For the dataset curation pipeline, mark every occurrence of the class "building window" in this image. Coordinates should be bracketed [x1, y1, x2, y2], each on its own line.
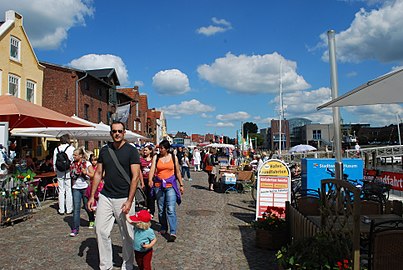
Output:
[313, 130, 322, 140]
[98, 108, 102, 123]
[133, 121, 136, 131]
[84, 81, 89, 91]
[138, 121, 141, 132]
[10, 36, 21, 61]
[97, 88, 102, 97]
[26, 80, 35, 102]
[135, 103, 139, 117]
[8, 74, 20, 97]
[84, 104, 89, 120]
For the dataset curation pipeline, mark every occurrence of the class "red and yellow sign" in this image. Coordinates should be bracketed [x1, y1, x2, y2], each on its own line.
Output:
[256, 159, 291, 219]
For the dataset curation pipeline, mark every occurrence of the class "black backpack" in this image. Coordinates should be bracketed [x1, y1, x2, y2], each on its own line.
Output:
[55, 146, 71, 172]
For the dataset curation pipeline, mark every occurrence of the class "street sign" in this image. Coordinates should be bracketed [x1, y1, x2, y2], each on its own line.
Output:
[255, 159, 291, 219]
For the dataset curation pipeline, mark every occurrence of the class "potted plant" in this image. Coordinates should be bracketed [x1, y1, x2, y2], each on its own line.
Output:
[276, 231, 352, 269]
[251, 206, 288, 250]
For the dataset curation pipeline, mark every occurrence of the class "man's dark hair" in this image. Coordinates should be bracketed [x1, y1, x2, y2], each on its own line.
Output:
[110, 121, 126, 131]
[59, 134, 71, 144]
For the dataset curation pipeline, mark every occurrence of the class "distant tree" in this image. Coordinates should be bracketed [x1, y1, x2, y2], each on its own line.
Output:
[243, 122, 258, 138]
[249, 133, 263, 148]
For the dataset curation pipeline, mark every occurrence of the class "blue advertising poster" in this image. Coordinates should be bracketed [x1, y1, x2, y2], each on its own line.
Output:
[301, 158, 364, 190]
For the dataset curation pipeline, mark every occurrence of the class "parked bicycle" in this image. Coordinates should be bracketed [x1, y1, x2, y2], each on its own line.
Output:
[326, 168, 391, 205]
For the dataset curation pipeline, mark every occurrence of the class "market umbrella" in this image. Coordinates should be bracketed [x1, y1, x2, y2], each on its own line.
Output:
[171, 143, 185, 148]
[289, 144, 317, 153]
[12, 118, 147, 141]
[0, 95, 91, 128]
[206, 143, 235, 149]
[317, 68, 403, 109]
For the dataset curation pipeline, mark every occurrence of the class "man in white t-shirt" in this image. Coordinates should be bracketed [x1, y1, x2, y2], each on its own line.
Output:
[53, 134, 75, 215]
[355, 142, 361, 157]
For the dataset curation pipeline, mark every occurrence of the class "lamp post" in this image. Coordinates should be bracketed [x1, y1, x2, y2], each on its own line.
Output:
[328, 30, 343, 181]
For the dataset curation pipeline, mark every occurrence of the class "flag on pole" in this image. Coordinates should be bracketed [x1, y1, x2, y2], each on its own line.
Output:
[117, 103, 131, 123]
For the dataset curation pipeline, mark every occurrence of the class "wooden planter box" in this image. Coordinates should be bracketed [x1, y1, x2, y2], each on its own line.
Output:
[255, 228, 288, 250]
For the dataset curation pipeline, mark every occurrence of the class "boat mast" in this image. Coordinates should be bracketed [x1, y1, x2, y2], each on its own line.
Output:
[279, 61, 283, 156]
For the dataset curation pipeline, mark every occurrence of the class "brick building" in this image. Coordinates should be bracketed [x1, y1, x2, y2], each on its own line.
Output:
[191, 134, 205, 143]
[41, 62, 119, 124]
[117, 87, 141, 133]
[41, 62, 121, 152]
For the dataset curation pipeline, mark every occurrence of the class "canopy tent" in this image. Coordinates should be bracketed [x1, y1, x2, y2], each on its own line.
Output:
[206, 143, 235, 149]
[0, 95, 91, 128]
[96, 121, 147, 141]
[317, 68, 403, 109]
[12, 116, 146, 141]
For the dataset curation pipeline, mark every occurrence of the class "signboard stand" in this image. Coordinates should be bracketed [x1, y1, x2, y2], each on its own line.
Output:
[255, 159, 291, 219]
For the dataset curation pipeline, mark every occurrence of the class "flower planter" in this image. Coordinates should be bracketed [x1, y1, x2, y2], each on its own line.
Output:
[255, 228, 288, 250]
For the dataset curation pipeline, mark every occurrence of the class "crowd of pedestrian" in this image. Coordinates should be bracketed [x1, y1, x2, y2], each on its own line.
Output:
[50, 128, 283, 269]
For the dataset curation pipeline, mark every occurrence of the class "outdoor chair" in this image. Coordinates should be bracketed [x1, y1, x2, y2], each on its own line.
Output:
[42, 177, 58, 201]
[368, 219, 403, 270]
[293, 189, 321, 216]
[361, 200, 382, 215]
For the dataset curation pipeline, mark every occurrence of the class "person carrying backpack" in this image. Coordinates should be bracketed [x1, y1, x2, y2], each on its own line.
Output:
[53, 133, 75, 215]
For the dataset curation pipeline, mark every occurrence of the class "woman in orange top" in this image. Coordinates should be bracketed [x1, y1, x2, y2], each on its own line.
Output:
[149, 139, 184, 242]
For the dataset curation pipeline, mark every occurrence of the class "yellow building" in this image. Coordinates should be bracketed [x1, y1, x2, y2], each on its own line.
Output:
[0, 10, 47, 159]
[0, 10, 44, 103]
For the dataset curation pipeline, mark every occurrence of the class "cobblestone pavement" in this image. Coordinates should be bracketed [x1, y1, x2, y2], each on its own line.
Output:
[0, 171, 278, 269]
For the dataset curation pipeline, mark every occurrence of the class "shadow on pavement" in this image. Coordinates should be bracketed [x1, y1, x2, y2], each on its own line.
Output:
[190, 184, 209, 190]
[231, 212, 255, 223]
[238, 225, 278, 269]
[79, 238, 124, 270]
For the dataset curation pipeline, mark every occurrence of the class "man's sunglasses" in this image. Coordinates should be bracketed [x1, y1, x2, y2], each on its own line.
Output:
[111, 129, 124, 134]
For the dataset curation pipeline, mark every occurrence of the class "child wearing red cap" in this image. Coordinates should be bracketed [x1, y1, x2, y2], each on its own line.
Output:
[126, 210, 156, 270]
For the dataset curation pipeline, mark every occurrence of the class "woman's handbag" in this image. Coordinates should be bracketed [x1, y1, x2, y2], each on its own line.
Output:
[107, 147, 147, 208]
[204, 165, 214, 172]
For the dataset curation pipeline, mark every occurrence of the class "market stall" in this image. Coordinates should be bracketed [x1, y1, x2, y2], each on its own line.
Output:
[0, 96, 91, 225]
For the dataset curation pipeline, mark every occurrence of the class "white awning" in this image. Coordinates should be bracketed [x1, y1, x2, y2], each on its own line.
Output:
[317, 68, 403, 109]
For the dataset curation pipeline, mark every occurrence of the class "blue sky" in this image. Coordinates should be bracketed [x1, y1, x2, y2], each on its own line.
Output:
[2, 0, 403, 137]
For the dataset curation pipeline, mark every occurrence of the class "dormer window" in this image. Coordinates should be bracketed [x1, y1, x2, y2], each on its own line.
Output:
[10, 36, 20, 61]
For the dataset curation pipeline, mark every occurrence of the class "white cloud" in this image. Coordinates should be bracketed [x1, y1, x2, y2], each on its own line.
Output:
[0, 0, 94, 49]
[197, 52, 310, 94]
[69, 54, 130, 86]
[152, 69, 191, 95]
[159, 99, 215, 118]
[134, 81, 144, 87]
[206, 122, 235, 127]
[270, 87, 334, 123]
[346, 71, 358, 78]
[277, 87, 403, 126]
[196, 17, 232, 36]
[201, 113, 212, 118]
[320, 0, 403, 63]
[216, 111, 250, 121]
[345, 104, 403, 125]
